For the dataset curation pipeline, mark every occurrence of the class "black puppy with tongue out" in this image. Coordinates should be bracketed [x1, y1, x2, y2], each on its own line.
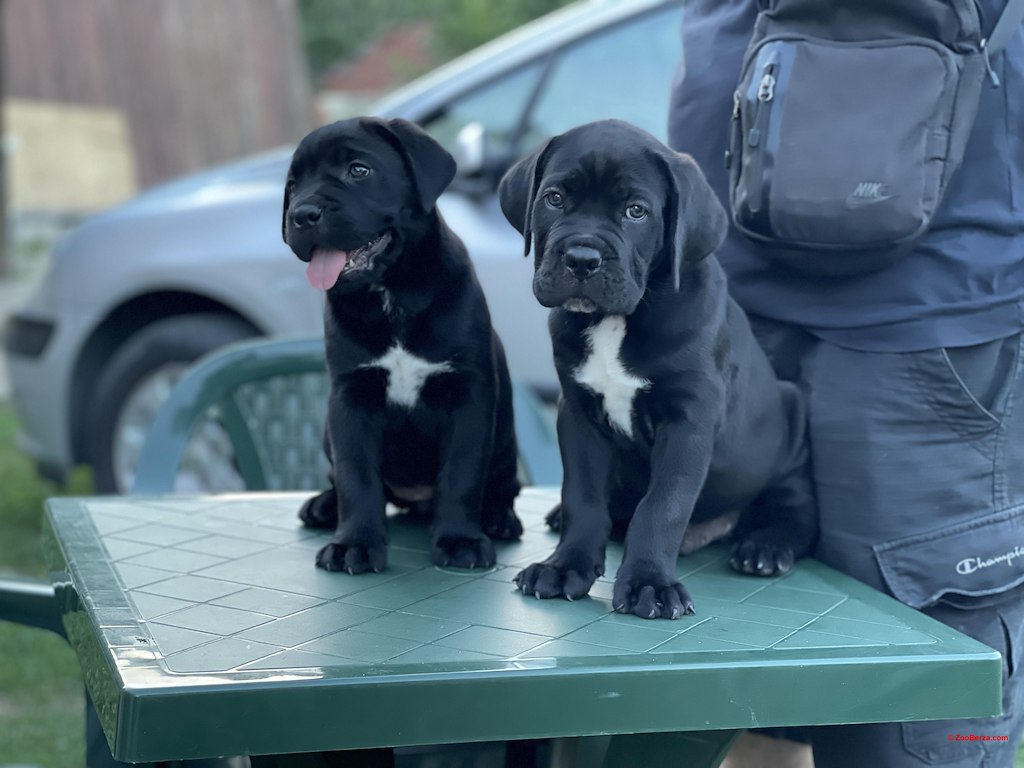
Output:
[282, 117, 522, 573]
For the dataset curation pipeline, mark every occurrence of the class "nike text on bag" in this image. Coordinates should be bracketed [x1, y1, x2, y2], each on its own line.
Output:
[727, 0, 1024, 276]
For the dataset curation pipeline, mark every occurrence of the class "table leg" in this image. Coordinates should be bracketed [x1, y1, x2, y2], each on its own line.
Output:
[249, 748, 395, 767]
[550, 735, 611, 767]
[550, 730, 739, 768]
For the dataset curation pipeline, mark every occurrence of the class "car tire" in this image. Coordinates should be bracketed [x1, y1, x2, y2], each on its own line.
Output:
[86, 313, 258, 493]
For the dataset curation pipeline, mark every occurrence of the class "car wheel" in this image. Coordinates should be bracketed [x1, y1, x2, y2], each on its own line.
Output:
[86, 313, 258, 493]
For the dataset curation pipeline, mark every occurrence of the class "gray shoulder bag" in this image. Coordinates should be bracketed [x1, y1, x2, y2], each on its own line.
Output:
[728, 0, 1024, 276]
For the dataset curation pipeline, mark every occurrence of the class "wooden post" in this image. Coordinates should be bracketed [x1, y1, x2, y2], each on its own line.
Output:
[0, 0, 8, 279]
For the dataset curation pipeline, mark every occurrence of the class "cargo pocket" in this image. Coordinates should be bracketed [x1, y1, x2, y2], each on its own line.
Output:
[907, 335, 1020, 449]
[874, 504, 1024, 611]
[875, 508, 1024, 763]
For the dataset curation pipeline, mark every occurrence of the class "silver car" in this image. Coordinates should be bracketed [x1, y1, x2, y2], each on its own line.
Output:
[3, 0, 683, 492]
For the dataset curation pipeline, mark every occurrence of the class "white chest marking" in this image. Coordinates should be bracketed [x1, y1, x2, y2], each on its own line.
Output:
[361, 344, 453, 408]
[573, 316, 650, 437]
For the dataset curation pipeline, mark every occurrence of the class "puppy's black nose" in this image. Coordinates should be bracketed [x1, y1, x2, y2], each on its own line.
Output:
[291, 204, 323, 228]
[564, 245, 602, 280]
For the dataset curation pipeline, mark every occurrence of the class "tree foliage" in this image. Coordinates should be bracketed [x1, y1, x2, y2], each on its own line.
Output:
[298, 0, 575, 81]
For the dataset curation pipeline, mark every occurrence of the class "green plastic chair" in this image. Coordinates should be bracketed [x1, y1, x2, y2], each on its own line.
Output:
[132, 334, 561, 493]
[132, 335, 333, 494]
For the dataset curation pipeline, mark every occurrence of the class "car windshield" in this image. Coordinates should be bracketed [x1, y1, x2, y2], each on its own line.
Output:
[524, 7, 681, 144]
[422, 5, 682, 159]
[424, 62, 546, 153]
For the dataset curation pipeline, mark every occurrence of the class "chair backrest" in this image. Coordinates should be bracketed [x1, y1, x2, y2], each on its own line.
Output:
[132, 335, 561, 495]
[132, 336, 328, 494]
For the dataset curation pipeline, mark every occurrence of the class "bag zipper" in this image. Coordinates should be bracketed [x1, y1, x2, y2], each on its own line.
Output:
[726, 90, 741, 170]
[745, 56, 777, 214]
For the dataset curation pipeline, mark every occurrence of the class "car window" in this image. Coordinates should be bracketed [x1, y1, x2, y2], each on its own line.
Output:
[523, 6, 682, 146]
[424, 62, 545, 153]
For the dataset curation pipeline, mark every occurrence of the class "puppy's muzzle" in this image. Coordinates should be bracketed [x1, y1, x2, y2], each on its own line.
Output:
[291, 203, 324, 229]
[564, 244, 602, 280]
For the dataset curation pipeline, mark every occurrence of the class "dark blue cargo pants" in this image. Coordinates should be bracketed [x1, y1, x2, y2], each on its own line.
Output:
[752, 317, 1024, 768]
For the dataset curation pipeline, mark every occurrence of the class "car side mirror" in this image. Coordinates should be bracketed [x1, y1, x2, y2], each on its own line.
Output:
[452, 122, 488, 177]
[450, 122, 517, 198]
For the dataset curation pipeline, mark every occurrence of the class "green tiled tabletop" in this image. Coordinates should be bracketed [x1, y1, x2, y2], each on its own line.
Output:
[43, 488, 1002, 764]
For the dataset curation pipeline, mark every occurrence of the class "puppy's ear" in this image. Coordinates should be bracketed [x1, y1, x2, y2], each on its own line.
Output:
[281, 178, 292, 244]
[498, 138, 553, 258]
[657, 150, 728, 290]
[366, 118, 456, 212]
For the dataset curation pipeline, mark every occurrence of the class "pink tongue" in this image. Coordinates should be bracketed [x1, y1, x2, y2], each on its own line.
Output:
[306, 248, 349, 291]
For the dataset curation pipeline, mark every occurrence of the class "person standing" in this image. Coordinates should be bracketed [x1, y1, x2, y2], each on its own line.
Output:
[668, 1, 1024, 766]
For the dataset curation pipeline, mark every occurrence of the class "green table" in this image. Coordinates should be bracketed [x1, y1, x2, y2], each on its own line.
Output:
[42, 488, 1002, 766]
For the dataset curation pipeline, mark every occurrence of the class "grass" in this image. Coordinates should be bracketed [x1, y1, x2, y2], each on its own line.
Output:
[0, 402, 1022, 767]
[0, 403, 92, 768]
[0, 624, 85, 766]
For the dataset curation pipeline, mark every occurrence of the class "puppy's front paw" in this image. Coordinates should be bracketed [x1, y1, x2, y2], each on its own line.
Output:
[729, 536, 795, 576]
[316, 538, 387, 574]
[514, 553, 603, 600]
[298, 489, 337, 529]
[432, 533, 496, 569]
[613, 564, 694, 620]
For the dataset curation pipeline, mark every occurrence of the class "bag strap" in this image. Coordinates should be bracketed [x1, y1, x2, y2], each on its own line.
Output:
[983, 0, 1024, 84]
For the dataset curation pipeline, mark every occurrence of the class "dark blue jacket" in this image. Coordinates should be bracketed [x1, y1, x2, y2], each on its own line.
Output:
[668, 0, 1024, 351]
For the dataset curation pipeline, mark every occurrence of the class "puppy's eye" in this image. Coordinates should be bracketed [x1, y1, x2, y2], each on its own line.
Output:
[349, 163, 371, 178]
[625, 204, 648, 221]
[544, 191, 564, 209]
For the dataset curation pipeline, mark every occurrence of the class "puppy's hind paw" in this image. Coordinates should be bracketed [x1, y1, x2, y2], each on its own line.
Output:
[483, 506, 523, 541]
[316, 539, 387, 574]
[729, 538, 795, 577]
[298, 489, 338, 529]
[543, 504, 562, 532]
[432, 533, 496, 569]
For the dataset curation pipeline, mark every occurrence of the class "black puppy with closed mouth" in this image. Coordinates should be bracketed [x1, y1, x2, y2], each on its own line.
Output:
[498, 120, 817, 619]
[283, 117, 522, 573]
